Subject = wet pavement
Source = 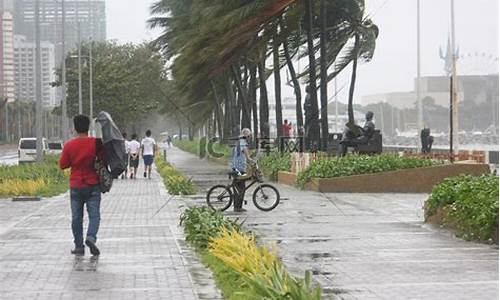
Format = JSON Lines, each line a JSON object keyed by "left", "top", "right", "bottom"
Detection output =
{"left": 0, "top": 168, "right": 222, "bottom": 299}
{"left": 167, "top": 146, "right": 499, "bottom": 300}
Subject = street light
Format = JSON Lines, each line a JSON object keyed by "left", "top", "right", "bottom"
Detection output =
{"left": 69, "top": 54, "right": 96, "bottom": 135}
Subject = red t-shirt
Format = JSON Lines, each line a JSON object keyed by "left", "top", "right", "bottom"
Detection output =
{"left": 59, "top": 137, "right": 106, "bottom": 189}
{"left": 282, "top": 123, "right": 292, "bottom": 137}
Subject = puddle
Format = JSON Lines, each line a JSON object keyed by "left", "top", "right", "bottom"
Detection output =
{"left": 308, "top": 252, "right": 333, "bottom": 259}
{"left": 311, "top": 270, "right": 333, "bottom": 276}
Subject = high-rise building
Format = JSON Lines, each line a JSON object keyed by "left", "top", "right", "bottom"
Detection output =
{"left": 13, "top": 0, "right": 106, "bottom": 63}
{"left": 14, "top": 35, "right": 56, "bottom": 107}
{"left": 0, "top": 10, "right": 15, "bottom": 102}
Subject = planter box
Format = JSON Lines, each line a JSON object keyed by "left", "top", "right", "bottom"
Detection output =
{"left": 278, "top": 163, "right": 490, "bottom": 193}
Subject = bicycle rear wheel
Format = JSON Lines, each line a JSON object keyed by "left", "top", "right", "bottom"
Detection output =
{"left": 206, "top": 184, "right": 233, "bottom": 212}
{"left": 252, "top": 184, "right": 280, "bottom": 211}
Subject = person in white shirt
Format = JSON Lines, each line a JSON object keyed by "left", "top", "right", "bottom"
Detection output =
{"left": 128, "top": 133, "right": 141, "bottom": 179}
{"left": 141, "top": 129, "right": 156, "bottom": 179}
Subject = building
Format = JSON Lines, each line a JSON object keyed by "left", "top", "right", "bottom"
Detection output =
{"left": 361, "top": 75, "right": 498, "bottom": 109}
{"left": 14, "top": 35, "right": 56, "bottom": 107}
{"left": 13, "top": 0, "right": 106, "bottom": 63}
{"left": 0, "top": 10, "right": 15, "bottom": 102}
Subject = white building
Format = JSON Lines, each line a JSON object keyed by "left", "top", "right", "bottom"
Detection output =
{"left": 14, "top": 35, "right": 56, "bottom": 107}
{"left": 0, "top": 11, "right": 15, "bottom": 102}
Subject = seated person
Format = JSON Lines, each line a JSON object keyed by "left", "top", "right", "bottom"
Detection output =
{"left": 229, "top": 128, "right": 255, "bottom": 213}
{"left": 337, "top": 111, "right": 376, "bottom": 157}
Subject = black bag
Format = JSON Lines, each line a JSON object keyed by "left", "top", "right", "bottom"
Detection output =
{"left": 95, "top": 139, "right": 113, "bottom": 193}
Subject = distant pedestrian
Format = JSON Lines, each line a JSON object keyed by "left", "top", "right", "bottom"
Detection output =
{"left": 141, "top": 130, "right": 156, "bottom": 179}
{"left": 121, "top": 132, "right": 129, "bottom": 179}
{"left": 128, "top": 133, "right": 141, "bottom": 179}
{"left": 166, "top": 135, "right": 172, "bottom": 148}
{"left": 59, "top": 115, "right": 106, "bottom": 256}
{"left": 282, "top": 119, "right": 292, "bottom": 137}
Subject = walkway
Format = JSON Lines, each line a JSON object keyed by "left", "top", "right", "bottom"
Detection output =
{"left": 167, "top": 146, "right": 499, "bottom": 300}
{"left": 0, "top": 168, "right": 221, "bottom": 299}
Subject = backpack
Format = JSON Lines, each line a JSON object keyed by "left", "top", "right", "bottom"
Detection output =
{"left": 95, "top": 139, "right": 113, "bottom": 193}
{"left": 229, "top": 139, "right": 245, "bottom": 173}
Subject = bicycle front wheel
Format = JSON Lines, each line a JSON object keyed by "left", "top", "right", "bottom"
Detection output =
{"left": 207, "top": 185, "right": 233, "bottom": 212}
{"left": 253, "top": 184, "right": 280, "bottom": 211}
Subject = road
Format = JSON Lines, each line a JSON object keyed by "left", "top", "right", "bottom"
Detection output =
{"left": 0, "top": 150, "right": 17, "bottom": 166}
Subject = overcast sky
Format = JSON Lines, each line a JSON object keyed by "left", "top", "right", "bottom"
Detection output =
{"left": 106, "top": 0, "right": 499, "bottom": 104}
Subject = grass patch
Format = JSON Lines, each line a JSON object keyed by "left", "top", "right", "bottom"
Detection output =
{"left": 425, "top": 174, "right": 498, "bottom": 242}
{"left": 155, "top": 157, "right": 196, "bottom": 195}
{"left": 0, "top": 156, "right": 68, "bottom": 197}
{"left": 297, "top": 154, "right": 443, "bottom": 187}
{"left": 174, "top": 138, "right": 230, "bottom": 160}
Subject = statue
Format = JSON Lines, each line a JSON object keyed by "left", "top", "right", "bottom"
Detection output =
{"left": 420, "top": 127, "right": 434, "bottom": 154}
{"left": 337, "top": 111, "right": 376, "bottom": 157}
{"left": 303, "top": 85, "right": 319, "bottom": 151}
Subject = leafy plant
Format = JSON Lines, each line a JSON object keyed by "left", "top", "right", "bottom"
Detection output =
{"left": 155, "top": 157, "right": 196, "bottom": 195}
{"left": 179, "top": 206, "right": 323, "bottom": 299}
{"left": 425, "top": 174, "right": 499, "bottom": 242}
{"left": 297, "top": 154, "right": 443, "bottom": 187}
{"left": 180, "top": 206, "right": 240, "bottom": 249}
{"left": 258, "top": 152, "right": 291, "bottom": 181}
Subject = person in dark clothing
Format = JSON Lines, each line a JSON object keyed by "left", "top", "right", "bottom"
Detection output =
{"left": 59, "top": 115, "right": 106, "bottom": 256}
{"left": 337, "top": 111, "right": 376, "bottom": 157}
{"left": 421, "top": 127, "right": 434, "bottom": 154}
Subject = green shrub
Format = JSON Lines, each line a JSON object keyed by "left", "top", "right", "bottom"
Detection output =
{"left": 180, "top": 206, "right": 240, "bottom": 249}
{"left": 297, "top": 154, "right": 443, "bottom": 187}
{"left": 155, "top": 157, "right": 196, "bottom": 195}
{"left": 0, "top": 156, "right": 68, "bottom": 197}
{"left": 425, "top": 174, "right": 498, "bottom": 241}
{"left": 258, "top": 152, "right": 291, "bottom": 181}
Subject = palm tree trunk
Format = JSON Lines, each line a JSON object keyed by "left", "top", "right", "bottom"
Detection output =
{"left": 250, "top": 64, "right": 258, "bottom": 141}
{"left": 258, "top": 56, "right": 270, "bottom": 138}
{"left": 210, "top": 81, "right": 224, "bottom": 139}
{"left": 231, "top": 65, "right": 251, "bottom": 129}
{"left": 305, "top": 0, "right": 320, "bottom": 150}
{"left": 273, "top": 39, "right": 283, "bottom": 140}
{"left": 347, "top": 34, "right": 360, "bottom": 126}
{"left": 319, "top": 0, "right": 329, "bottom": 150}
{"left": 282, "top": 40, "right": 303, "bottom": 132}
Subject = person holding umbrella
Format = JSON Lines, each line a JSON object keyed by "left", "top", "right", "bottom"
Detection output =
{"left": 59, "top": 115, "right": 106, "bottom": 256}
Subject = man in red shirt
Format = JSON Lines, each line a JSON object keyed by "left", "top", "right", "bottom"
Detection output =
{"left": 59, "top": 115, "right": 105, "bottom": 256}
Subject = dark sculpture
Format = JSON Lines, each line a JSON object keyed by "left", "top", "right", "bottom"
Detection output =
{"left": 337, "top": 111, "right": 376, "bottom": 157}
{"left": 420, "top": 127, "right": 434, "bottom": 154}
{"left": 303, "top": 85, "right": 319, "bottom": 151}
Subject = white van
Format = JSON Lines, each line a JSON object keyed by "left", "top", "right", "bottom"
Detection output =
{"left": 18, "top": 138, "right": 48, "bottom": 163}
{"left": 47, "top": 141, "right": 64, "bottom": 155}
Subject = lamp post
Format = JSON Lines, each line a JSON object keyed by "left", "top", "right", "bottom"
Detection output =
{"left": 35, "top": 0, "right": 43, "bottom": 162}
{"left": 69, "top": 54, "right": 96, "bottom": 134}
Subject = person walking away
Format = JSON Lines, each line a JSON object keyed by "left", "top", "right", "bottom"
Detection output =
{"left": 141, "top": 130, "right": 156, "bottom": 179}
{"left": 229, "top": 128, "right": 255, "bottom": 213}
{"left": 128, "top": 134, "right": 141, "bottom": 179}
{"left": 166, "top": 135, "right": 172, "bottom": 148}
{"left": 121, "top": 132, "right": 129, "bottom": 179}
{"left": 59, "top": 115, "right": 106, "bottom": 256}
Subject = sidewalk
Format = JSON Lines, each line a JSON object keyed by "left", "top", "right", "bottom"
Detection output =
{"left": 167, "top": 146, "right": 499, "bottom": 300}
{"left": 0, "top": 169, "right": 221, "bottom": 299}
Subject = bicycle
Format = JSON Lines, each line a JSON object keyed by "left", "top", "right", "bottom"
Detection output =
{"left": 206, "top": 162, "right": 280, "bottom": 212}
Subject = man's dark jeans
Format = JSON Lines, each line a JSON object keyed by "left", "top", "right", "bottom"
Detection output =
{"left": 70, "top": 185, "right": 101, "bottom": 249}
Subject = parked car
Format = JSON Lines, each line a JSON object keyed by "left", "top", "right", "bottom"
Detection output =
{"left": 18, "top": 138, "right": 48, "bottom": 163}
{"left": 47, "top": 141, "right": 64, "bottom": 155}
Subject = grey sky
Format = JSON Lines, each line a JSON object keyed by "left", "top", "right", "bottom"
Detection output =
{"left": 106, "top": 0, "right": 499, "bottom": 103}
